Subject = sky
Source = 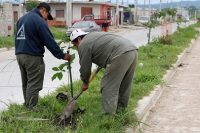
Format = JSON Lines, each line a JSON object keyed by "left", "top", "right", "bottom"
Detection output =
{"left": 0, "top": 0, "right": 199, "bottom": 5}
{"left": 110, "top": 0, "right": 199, "bottom": 4}
{"left": 137, "top": 0, "right": 198, "bottom": 4}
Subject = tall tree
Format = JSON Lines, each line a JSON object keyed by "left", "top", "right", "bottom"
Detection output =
{"left": 25, "top": 1, "right": 39, "bottom": 12}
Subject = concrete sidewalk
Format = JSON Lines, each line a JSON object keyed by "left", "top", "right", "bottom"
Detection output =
{"left": 136, "top": 33, "right": 200, "bottom": 132}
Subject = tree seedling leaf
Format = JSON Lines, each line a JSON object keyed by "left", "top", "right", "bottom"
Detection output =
{"left": 52, "top": 67, "right": 60, "bottom": 71}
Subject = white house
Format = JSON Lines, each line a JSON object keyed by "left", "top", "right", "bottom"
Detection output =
{"left": 0, "top": 1, "right": 126, "bottom": 36}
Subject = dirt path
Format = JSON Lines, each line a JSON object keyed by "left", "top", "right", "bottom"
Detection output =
{"left": 141, "top": 35, "right": 200, "bottom": 132}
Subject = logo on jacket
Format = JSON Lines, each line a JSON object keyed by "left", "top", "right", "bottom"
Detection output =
{"left": 17, "top": 24, "right": 25, "bottom": 40}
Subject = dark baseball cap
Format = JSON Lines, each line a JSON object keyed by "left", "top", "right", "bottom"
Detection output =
{"left": 37, "top": 2, "right": 53, "bottom": 20}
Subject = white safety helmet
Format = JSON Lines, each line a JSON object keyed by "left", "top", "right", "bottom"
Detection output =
{"left": 70, "top": 29, "right": 88, "bottom": 42}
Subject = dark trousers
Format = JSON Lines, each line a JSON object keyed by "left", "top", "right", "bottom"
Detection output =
{"left": 16, "top": 54, "right": 45, "bottom": 108}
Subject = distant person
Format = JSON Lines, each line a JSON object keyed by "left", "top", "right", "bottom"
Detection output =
{"left": 70, "top": 29, "right": 138, "bottom": 114}
{"left": 15, "top": 2, "right": 70, "bottom": 110}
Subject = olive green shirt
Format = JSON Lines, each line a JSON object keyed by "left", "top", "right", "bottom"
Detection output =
{"left": 78, "top": 32, "right": 138, "bottom": 84}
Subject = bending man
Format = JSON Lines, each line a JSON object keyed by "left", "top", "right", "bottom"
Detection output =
{"left": 70, "top": 29, "right": 138, "bottom": 114}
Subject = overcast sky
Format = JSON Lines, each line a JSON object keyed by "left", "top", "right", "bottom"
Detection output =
{"left": 111, "top": 0, "right": 199, "bottom": 4}
{"left": 1, "top": 0, "right": 199, "bottom": 5}
{"left": 138, "top": 0, "right": 198, "bottom": 4}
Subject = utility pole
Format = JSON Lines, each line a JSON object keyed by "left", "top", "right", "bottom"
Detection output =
{"left": 160, "top": 0, "right": 162, "bottom": 11}
{"left": 66, "top": 0, "right": 72, "bottom": 27}
{"left": 116, "top": 0, "right": 119, "bottom": 28}
{"left": 144, "top": 0, "right": 146, "bottom": 16}
{"left": 148, "top": 0, "right": 151, "bottom": 16}
{"left": 180, "top": 0, "right": 182, "bottom": 17}
{"left": 195, "top": 9, "right": 197, "bottom": 20}
{"left": 134, "top": 0, "right": 138, "bottom": 24}
{"left": 170, "top": 0, "right": 173, "bottom": 8}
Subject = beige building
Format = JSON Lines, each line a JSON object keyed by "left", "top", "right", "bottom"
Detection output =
{"left": 0, "top": 1, "right": 126, "bottom": 36}
{"left": 48, "top": 1, "right": 119, "bottom": 26}
{"left": 0, "top": 2, "right": 24, "bottom": 37}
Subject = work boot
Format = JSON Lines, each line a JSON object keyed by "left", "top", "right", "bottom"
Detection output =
{"left": 27, "top": 105, "right": 39, "bottom": 112}
{"left": 116, "top": 106, "right": 126, "bottom": 114}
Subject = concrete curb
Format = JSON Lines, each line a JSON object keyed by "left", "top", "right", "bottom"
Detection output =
{"left": 0, "top": 47, "right": 14, "bottom": 53}
{"left": 126, "top": 34, "right": 199, "bottom": 133}
{"left": 0, "top": 48, "right": 8, "bottom": 53}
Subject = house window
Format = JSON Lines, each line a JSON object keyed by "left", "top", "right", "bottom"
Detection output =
{"left": 56, "top": 10, "right": 64, "bottom": 18}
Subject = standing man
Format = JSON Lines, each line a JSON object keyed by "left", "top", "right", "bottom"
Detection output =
{"left": 70, "top": 29, "right": 138, "bottom": 114}
{"left": 15, "top": 2, "right": 70, "bottom": 110}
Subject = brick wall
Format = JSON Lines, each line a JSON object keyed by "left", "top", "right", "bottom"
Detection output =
{"left": 0, "top": 3, "right": 13, "bottom": 37}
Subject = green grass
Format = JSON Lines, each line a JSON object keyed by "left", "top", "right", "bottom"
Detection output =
{"left": 50, "top": 27, "right": 70, "bottom": 42}
{"left": 0, "top": 27, "right": 68, "bottom": 48}
{"left": 0, "top": 36, "right": 15, "bottom": 48}
{"left": 1, "top": 23, "right": 200, "bottom": 133}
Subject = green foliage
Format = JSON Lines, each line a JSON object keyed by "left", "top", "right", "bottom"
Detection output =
{"left": 145, "top": 11, "right": 160, "bottom": 44}
{"left": 158, "top": 10, "right": 167, "bottom": 18}
{"left": 167, "top": 8, "right": 177, "bottom": 18}
{"left": 50, "top": 27, "right": 70, "bottom": 41}
{"left": 50, "top": 27, "right": 73, "bottom": 81}
{"left": 0, "top": 36, "right": 14, "bottom": 48}
{"left": 124, "top": 7, "right": 131, "bottom": 12}
{"left": 52, "top": 53, "right": 75, "bottom": 81}
{"left": 0, "top": 24, "right": 199, "bottom": 132}
{"left": 128, "top": 4, "right": 135, "bottom": 8}
{"left": 160, "top": 35, "right": 173, "bottom": 45}
{"left": 176, "top": 17, "right": 183, "bottom": 30}
{"left": 0, "top": 27, "right": 68, "bottom": 48}
{"left": 25, "top": 1, "right": 39, "bottom": 11}
{"left": 144, "top": 8, "right": 177, "bottom": 44}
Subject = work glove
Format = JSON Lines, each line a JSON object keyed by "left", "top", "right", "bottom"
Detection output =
{"left": 81, "top": 82, "right": 89, "bottom": 91}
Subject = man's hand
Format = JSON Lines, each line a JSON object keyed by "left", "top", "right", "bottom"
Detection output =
{"left": 63, "top": 53, "right": 75, "bottom": 61}
{"left": 82, "top": 82, "right": 89, "bottom": 91}
{"left": 63, "top": 54, "right": 71, "bottom": 61}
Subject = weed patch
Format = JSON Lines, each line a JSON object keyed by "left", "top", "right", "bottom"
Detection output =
{"left": 0, "top": 36, "right": 14, "bottom": 48}
{"left": 0, "top": 27, "right": 68, "bottom": 48}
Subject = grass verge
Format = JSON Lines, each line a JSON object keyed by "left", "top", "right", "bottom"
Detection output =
{"left": 0, "top": 36, "right": 15, "bottom": 48}
{"left": 50, "top": 27, "right": 69, "bottom": 41}
{"left": 1, "top": 23, "right": 200, "bottom": 133}
{"left": 0, "top": 27, "right": 68, "bottom": 48}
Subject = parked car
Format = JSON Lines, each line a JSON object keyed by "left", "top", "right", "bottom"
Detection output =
{"left": 67, "top": 21, "right": 101, "bottom": 36}
{"left": 72, "top": 14, "right": 111, "bottom": 26}
{"left": 138, "top": 16, "right": 150, "bottom": 24}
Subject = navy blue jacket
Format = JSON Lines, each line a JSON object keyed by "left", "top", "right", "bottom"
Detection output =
{"left": 15, "top": 8, "right": 65, "bottom": 59}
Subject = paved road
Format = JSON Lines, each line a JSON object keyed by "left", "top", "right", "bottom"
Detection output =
{"left": 142, "top": 33, "right": 200, "bottom": 133}
{"left": 0, "top": 21, "right": 196, "bottom": 111}
{"left": 119, "top": 21, "right": 195, "bottom": 47}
